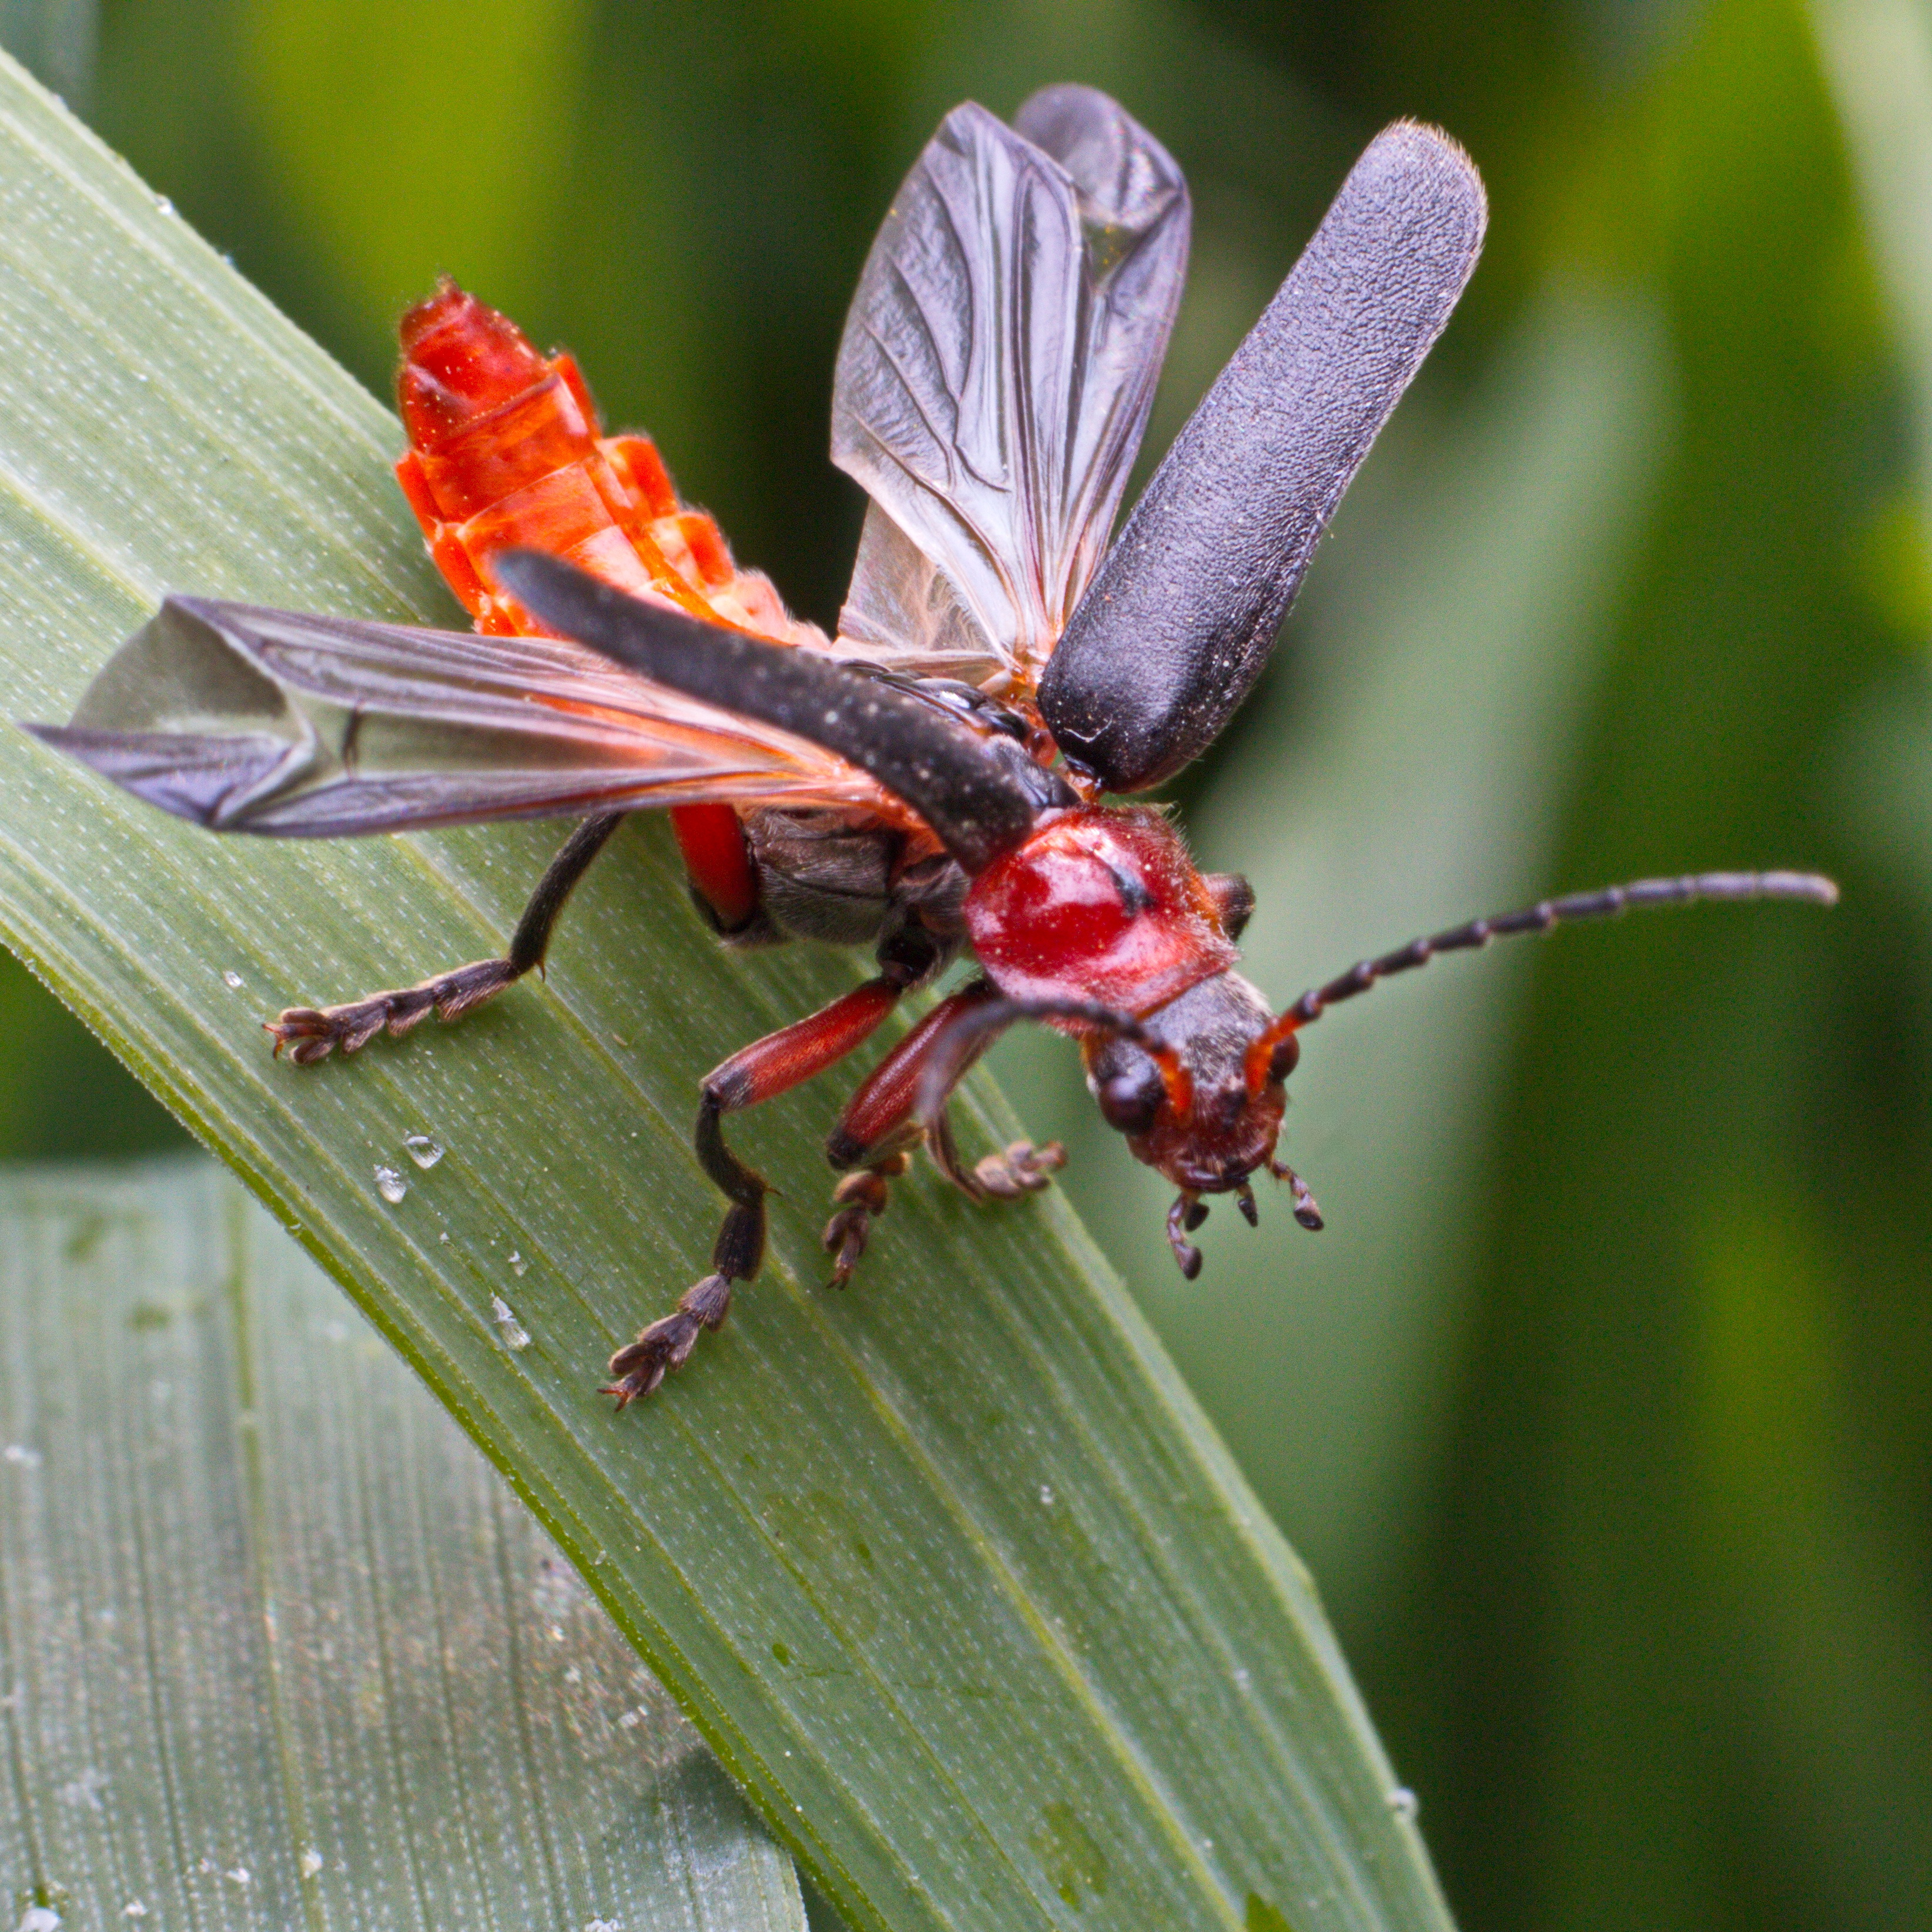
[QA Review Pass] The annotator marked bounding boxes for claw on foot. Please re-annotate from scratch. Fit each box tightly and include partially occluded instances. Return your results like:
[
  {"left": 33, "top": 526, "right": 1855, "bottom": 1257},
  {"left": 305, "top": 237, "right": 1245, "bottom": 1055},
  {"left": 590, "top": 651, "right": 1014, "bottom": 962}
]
[
  {"left": 602, "top": 1272, "right": 734, "bottom": 1406},
  {"left": 267, "top": 957, "right": 517, "bottom": 1064},
  {"left": 972, "top": 1139, "right": 1066, "bottom": 1200}
]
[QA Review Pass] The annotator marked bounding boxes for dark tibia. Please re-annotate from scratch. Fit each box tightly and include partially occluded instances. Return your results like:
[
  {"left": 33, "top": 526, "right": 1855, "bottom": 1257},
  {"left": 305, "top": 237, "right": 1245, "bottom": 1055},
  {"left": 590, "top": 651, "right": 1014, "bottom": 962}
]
[
  {"left": 604, "top": 974, "right": 905, "bottom": 1404},
  {"left": 819, "top": 979, "right": 1065, "bottom": 1285},
  {"left": 1286, "top": 870, "right": 1839, "bottom": 1026},
  {"left": 268, "top": 812, "right": 626, "bottom": 1063}
]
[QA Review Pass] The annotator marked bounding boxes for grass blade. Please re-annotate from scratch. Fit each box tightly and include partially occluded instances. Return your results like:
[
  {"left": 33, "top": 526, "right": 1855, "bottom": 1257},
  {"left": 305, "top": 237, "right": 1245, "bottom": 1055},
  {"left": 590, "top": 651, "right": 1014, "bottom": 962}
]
[{"left": 0, "top": 1158, "right": 806, "bottom": 1929}]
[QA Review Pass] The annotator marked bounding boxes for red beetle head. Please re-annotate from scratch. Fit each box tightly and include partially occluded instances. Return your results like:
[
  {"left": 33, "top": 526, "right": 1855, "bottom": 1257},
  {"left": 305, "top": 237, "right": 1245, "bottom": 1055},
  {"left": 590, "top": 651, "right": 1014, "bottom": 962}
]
[{"left": 1082, "top": 971, "right": 1317, "bottom": 1277}]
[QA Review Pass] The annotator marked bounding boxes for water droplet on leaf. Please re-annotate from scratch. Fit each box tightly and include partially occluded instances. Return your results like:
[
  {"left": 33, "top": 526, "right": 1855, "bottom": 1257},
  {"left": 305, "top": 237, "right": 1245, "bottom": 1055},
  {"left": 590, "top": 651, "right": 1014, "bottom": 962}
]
[
  {"left": 373, "top": 1165, "right": 407, "bottom": 1204},
  {"left": 403, "top": 1134, "right": 443, "bottom": 1168}
]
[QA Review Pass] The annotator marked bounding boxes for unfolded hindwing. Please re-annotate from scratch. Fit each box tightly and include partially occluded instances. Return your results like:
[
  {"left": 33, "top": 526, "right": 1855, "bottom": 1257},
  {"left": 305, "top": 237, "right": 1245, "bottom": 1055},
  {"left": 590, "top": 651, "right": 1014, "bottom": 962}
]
[
  {"left": 832, "top": 85, "right": 1190, "bottom": 689},
  {"left": 28, "top": 598, "right": 902, "bottom": 838}
]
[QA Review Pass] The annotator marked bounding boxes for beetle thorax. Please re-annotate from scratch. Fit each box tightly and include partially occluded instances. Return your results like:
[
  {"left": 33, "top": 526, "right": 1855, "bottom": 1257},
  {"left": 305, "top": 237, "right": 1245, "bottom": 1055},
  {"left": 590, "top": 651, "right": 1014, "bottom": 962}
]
[{"left": 963, "top": 805, "right": 1237, "bottom": 1014}]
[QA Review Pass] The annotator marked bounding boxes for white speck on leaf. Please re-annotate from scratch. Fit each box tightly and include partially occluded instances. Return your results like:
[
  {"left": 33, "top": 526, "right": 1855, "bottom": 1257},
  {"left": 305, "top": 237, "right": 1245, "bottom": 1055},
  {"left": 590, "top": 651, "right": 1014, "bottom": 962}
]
[
  {"left": 491, "top": 1295, "right": 531, "bottom": 1350},
  {"left": 373, "top": 1164, "right": 407, "bottom": 1204},
  {"left": 55, "top": 1766, "right": 108, "bottom": 1810}
]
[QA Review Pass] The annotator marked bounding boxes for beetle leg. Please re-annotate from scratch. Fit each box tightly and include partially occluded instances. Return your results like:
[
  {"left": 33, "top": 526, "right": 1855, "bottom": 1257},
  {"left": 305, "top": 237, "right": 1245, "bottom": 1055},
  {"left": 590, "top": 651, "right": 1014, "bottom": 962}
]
[
  {"left": 1269, "top": 1157, "right": 1325, "bottom": 1231},
  {"left": 671, "top": 802, "right": 768, "bottom": 939},
  {"left": 925, "top": 1110, "right": 1066, "bottom": 1205},
  {"left": 267, "top": 812, "right": 626, "bottom": 1063},
  {"left": 1167, "top": 1192, "right": 1204, "bottom": 1279},
  {"left": 604, "top": 973, "right": 906, "bottom": 1404},
  {"left": 821, "top": 1152, "right": 912, "bottom": 1288},
  {"left": 970, "top": 1138, "right": 1068, "bottom": 1201},
  {"left": 818, "top": 979, "right": 1063, "bottom": 1284}
]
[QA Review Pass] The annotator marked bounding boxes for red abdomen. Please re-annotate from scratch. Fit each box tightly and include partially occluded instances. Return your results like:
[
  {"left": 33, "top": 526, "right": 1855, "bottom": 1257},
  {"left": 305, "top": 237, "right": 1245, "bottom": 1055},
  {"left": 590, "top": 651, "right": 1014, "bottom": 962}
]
[
  {"left": 965, "top": 807, "right": 1238, "bottom": 1016},
  {"left": 393, "top": 280, "right": 822, "bottom": 921},
  {"left": 393, "top": 280, "right": 816, "bottom": 646}
]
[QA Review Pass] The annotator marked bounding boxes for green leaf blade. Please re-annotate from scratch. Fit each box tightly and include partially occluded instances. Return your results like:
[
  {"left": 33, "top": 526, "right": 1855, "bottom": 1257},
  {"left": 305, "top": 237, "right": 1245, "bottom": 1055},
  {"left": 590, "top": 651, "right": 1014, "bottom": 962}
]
[
  {"left": 0, "top": 1158, "right": 808, "bottom": 1929},
  {"left": 0, "top": 51, "right": 1451, "bottom": 1932}
]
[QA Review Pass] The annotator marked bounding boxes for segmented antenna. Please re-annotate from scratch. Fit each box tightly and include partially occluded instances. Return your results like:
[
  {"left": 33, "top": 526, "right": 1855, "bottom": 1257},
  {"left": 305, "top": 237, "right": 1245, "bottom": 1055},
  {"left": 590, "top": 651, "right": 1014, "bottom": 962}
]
[
  {"left": 1245, "top": 871, "right": 1837, "bottom": 1093},
  {"left": 1295, "top": 869, "right": 1837, "bottom": 1021}
]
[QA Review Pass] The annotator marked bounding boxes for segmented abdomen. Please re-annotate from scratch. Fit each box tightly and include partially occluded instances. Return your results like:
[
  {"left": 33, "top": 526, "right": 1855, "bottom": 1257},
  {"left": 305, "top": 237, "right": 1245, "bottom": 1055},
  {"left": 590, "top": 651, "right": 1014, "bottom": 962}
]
[
  {"left": 393, "top": 279, "right": 833, "bottom": 930},
  {"left": 393, "top": 279, "right": 821, "bottom": 649}
]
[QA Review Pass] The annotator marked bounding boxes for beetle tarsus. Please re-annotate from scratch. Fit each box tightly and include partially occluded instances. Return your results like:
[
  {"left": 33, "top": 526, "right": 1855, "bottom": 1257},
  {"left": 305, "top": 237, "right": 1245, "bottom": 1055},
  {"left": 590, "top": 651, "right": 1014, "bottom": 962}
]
[
  {"left": 604, "top": 1100, "right": 771, "bottom": 1407},
  {"left": 268, "top": 956, "right": 519, "bottom": 1063},
  {"left": 603, "top": 1272, "right": 734, "bottom": 1406},
  {"left": 970, "top": 1139, "right": 1066, "bottom": 1201},
  {"left": 1271, "top": 1159, "right": 1324, "bottom": 1231},
  {"left": 602, "top": 976, "right": 906, "bottom": 1397},
  {"left": 268, "top": 812, "right": 624, "bottom": 1065},
  {"left": 1167, "top": 1193, "right": 1204, "bottom": 1279},
  {"left": 823, "top": 1156, "right": 910, "bottom": 1287}
]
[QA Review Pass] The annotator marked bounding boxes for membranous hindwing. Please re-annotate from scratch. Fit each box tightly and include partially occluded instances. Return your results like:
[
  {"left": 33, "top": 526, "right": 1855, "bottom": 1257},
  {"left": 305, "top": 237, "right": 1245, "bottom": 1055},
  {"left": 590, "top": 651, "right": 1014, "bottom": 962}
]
[{"left": 831, "top": 85, "right": 1189, "bottom": 690}]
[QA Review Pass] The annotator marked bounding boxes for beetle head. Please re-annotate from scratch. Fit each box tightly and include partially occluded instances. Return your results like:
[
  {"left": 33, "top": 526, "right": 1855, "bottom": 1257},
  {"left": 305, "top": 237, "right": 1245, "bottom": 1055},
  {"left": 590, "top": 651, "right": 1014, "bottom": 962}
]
[{"left": 1084, "top": 971, "right": 1297, "bottom": 1191}]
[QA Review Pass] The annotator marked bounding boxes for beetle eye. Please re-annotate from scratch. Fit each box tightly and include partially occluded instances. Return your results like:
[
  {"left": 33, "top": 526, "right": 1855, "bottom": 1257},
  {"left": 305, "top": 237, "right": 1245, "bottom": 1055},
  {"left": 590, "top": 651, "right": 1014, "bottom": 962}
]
[
  {"left": 1097, "top": 1070, "right": 1164, "bottom": 1136},
  {"left": 1267, "top": 1034, "right": 1300, "bottom": 1083}
]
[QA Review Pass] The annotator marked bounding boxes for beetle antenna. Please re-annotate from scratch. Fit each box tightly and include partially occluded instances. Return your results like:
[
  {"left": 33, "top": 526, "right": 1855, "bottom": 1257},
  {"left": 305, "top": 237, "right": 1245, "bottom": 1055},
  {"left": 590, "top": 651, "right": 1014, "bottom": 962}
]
[
  {"left": 1245, "top": 869, "right": 1839, "bottom": 1095},
  {"left": 918, "top": 996, "right": 1194, "bottom": 1131}
]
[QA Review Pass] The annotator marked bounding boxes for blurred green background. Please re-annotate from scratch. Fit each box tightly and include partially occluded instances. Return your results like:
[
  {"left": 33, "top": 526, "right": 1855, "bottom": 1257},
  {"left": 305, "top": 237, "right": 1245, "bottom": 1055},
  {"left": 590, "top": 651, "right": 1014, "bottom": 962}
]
[{"left": 5, "top": 0, "right": 1929, "bottom": 1924}]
